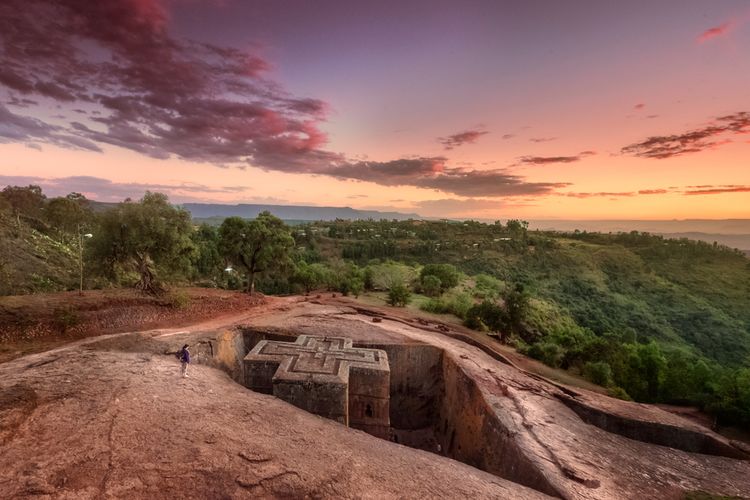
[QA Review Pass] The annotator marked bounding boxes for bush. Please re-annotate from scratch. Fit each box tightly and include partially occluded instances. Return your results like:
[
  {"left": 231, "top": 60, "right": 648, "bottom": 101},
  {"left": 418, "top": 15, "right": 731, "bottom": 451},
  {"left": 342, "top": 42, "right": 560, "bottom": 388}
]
[
  {"left": 420, "top": 263, "right": 459, "bottom": 292},
  {"left": 421, "top": 274, "right": 442, "bottom": 297},
  {"left": 53, "top": 306, "right": 80, "bottom": 333},
  {"left": 583, "top": 361, "right": 613, "bottom": 386},
  {"left": 168, "top": 290, "right": 191, "bottom": 309},
  {"left": 387, "top": 284, "right": 411, "bottom": 307},
  {"left": 421, "top": 291, "right": 473, "bottom": 318},
  {"left": 346, "top": 277, "right": 364, "bottom": 297},
  {"left": 464, "top": 300, "right": 508, "bottom": 338},
  {"left": 523, "top": 341, "right": 565, "bottom": 368},
  {"left": 607, "top": 386, "right": 633, "bottom": 401},
  {"left": 472, "top": 273, "right": 505, "bottom": 300}
]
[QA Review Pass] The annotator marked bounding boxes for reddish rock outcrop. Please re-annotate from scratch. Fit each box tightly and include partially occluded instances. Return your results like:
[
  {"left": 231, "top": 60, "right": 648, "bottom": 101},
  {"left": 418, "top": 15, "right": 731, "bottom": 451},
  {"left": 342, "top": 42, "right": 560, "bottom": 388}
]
[{"left": 1, "top": 295, "right": 748, "bottom": 499}]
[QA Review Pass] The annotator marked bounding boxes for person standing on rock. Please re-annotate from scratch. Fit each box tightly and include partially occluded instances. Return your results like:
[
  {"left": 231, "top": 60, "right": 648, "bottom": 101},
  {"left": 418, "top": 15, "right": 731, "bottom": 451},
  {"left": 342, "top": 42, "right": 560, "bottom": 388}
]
[{"left": 179, "top": 344, "right": 191, "bottom": 378}]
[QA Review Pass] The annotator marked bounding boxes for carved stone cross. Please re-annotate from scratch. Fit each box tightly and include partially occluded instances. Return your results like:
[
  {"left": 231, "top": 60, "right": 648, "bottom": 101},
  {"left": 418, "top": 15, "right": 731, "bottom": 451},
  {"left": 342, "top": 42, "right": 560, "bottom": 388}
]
[{"left": 244, "top": 335, "right": 390, "bottom": 437}]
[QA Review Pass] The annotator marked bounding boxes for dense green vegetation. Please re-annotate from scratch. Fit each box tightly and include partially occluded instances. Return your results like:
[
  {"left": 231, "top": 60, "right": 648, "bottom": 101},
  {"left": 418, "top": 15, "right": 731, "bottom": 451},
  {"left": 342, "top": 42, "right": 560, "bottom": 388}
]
[{"left": 1, "top": 185, "right": 749, "bottom": 428}]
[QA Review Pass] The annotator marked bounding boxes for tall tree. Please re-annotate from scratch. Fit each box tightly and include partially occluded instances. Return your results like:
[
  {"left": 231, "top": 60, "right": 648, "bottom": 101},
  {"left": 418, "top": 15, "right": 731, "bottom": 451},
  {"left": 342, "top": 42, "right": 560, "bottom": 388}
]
[
  {"left": 218, "top": 211, "right": 293, "bottom": 294},
  {"left": 90, "top": 192, "right": 194, "bottom": 294},
  {"left": 0, "top": 185, "right": 46, "bottom": 225},
  {"left": 504, "top": 283, "right": 530, "bottom": 335},
  {"left": 190, "top": 223, "right": 222, "bottom": 280},
  {"left": 369, "top": 261, "right": 416, "bottom": 291},
  {"left": 45, "top": 195, "right": 91, "bottom": 239}
]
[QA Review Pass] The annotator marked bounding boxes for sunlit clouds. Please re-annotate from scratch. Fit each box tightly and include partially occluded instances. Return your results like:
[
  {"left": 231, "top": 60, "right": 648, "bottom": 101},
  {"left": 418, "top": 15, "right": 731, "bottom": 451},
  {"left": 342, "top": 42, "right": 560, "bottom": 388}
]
[{"left": 1, "top": 0, "right": 749, "bottom": 219}]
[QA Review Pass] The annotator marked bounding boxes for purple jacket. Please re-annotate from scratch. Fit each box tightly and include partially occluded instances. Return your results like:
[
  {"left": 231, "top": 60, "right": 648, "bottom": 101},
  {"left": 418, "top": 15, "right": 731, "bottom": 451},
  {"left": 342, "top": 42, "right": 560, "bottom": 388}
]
[{"left": 180, "top": 349, "right": 190, "bottom": 363}]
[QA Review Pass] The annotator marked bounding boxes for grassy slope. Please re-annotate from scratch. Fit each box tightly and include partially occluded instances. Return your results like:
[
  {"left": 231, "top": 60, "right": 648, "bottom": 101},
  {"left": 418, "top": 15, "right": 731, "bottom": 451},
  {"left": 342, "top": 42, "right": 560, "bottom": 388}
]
[{"left": 0, "top": 212, "right": 79, "bottom": 295}]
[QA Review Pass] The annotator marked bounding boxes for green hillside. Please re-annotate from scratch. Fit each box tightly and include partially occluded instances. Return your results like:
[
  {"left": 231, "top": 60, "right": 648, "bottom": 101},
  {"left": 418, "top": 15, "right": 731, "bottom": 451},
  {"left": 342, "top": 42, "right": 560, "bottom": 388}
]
[
  {"left": 0, "top": 187, "right": 748, "bottom": 426},
  {"left": 307, "top": 220, "right": 750, "bottom": 367},
  {"left": 0, "top": 211, "right": 80, "bottom": 295},
  {"left": 290, "top": 219, "right": 750, "bottom": 426}
]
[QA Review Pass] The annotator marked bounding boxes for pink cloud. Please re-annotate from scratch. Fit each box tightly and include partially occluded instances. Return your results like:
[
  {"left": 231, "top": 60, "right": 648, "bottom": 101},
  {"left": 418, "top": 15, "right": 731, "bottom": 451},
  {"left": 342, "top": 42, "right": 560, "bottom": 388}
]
[
  {"left": 517, "top": 154, "right": 586, "bottom": 165},
  {"left": 621, "top": 112, "right": 750, "bottom": 159},
  {"left": 438, "top": 128, "right": 488, "bottom": 150},
  {"left": 0, "top": 0, "right": 569, "bottom": 199},
  {"left": 697, "top": 21, "right": 733, "bottom": 43}
]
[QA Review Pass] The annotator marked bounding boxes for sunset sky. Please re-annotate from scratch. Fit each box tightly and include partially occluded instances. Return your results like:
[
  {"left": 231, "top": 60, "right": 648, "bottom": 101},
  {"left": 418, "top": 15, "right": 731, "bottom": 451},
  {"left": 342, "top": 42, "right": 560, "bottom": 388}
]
[{"left": 1, "top": 0, "right": 749, "bottom": 219}]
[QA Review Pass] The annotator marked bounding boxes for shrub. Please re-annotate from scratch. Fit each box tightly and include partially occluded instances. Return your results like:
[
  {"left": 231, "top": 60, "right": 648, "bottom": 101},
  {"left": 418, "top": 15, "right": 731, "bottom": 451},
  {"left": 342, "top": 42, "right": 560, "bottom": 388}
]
[
  {"left": 420, "top": 263, "right": 459, "bottom": 292},
  {"left": 387, "top": 284, "right": 411, "bottom": 307},
  {"left": 464, "top": 300, "right": 508, "bottom": 338},
  {"left": 421, "top": 274, "right": 442, "bottom": 297},
  {"left": 583, "top": 361, "right": 613, "bottom": 386},
  {"left": 607, "top": 386, "right": 633, "bottom": 401},
  {"left": 168, "top": 290, "right": 191, "bottom": 309},
  {"left": 524, "top": 341, "right": 565, "bottom": 368},
  {"left": 347, "top": 277, "right": 364, "bottom": 297},
  {"left": 421, "top": 291, "right": 473, "bottom": 318},
  {"left": 472, "top": 273, "right": 505, "bottom": 300},
  {"left": 53, "top": 306, "right": 80, "bottom": 333}
]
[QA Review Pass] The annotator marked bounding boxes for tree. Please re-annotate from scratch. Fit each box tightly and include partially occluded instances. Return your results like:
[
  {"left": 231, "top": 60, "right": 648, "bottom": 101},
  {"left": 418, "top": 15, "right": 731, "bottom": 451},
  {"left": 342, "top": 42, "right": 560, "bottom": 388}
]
[
  {"left": 90, "top": 192, "right": 194, "bottom": 294},
  {"left": 1, "top": 185, "right": 46, "bottom": 225},
  {"left": 421, "top": 274, "right": 442, "bottom": 297},
  {"left": 369, "top": 261, "right": 415, "bottom": 291},
  {"left": 464, "top": 300, "right": 509, "bottom": 338},
  {"left": 583, "top": 361, "right": 613, "bottom": 387},
  {"left": 638, "top": 341, "right": 666, "bottom": 402},
  {"left": 191, "top": 224, "right": 222, "bottom": 281},
  {"left": 504, "top": 283, "right": 530, "bottom": 335},
  {"left": 45, "top": 196, "right": 91, "bottom": 239},
  {"left": 218, "top": 211, "right": 294, "bottom": 294},
  {"left": 292, "top": 261, "right": 330, "bottom": 293},
  {"left": 420, "top": 263, "right": 459, "bottom": 293}
]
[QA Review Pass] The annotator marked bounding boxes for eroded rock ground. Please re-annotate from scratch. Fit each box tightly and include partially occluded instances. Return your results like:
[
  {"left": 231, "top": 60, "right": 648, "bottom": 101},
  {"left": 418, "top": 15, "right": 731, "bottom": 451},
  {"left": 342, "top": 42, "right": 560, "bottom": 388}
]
[{"left": 1, "top": 295, "right": 748, "bottom": 499}]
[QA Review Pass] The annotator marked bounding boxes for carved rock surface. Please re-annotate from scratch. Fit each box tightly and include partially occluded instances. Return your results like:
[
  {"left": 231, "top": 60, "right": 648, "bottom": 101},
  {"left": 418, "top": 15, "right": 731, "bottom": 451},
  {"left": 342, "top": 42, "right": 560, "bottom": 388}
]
[{"left": 0, "top": 295, "right": 748, "bottom": 499}]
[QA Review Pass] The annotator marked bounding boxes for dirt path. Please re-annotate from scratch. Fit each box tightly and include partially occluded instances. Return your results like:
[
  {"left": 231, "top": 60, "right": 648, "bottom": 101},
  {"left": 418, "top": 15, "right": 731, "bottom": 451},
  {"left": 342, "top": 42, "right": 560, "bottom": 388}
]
[{"left": 0, "top": 288, "right": 271, "bottom": 363}]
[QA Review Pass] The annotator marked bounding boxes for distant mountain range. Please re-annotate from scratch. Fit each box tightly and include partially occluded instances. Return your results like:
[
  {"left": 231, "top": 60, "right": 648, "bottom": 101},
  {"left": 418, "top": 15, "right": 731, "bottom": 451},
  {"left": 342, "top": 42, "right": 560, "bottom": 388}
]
[
  {"left": 527, "top": 220, "right": 750, "bottom": 252},
  {"left": 92, "top": 201, "right": 750, "bottom": 252},
  {"left": 527, "top": 219, "right": 750, "bottom": 235},
  {"left": 180, "top": 203, "right": 421, "bottom": 222}
]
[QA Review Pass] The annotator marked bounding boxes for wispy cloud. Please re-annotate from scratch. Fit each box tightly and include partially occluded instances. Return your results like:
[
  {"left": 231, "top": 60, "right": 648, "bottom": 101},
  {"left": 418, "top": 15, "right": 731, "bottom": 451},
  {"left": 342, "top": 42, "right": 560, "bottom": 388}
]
[
  {"left": 326, "top": 158, "right": 568, "bottom": 197},
  {"left": 697, "top": 22, "right": 733, "bottom": 43},
  {"left": 0, "top": 0, "right": 569, "bottom": 200},
  {"left": 684, "top": 185, "right": 750, "bottom": 195},
  {"left": 0, "top": 174, "right": 252, "bottom": 202},
  {"left": 517, "top": 150, "right": 596, "bottom": 165},
  {"left": 437, "top": 128, "right": 488, "bottom": 150},
  {"left": 0, "top": 0, "right": 329, "bottom": 164},
  {"left": 562, "top": 191, "right": 635, "bottom": 199},
  {"left": 562, "top": 188, "right": 673, "bottom": 198},
  {"left": 621, "top": 112, "right": 750, "bottom": 159}
]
